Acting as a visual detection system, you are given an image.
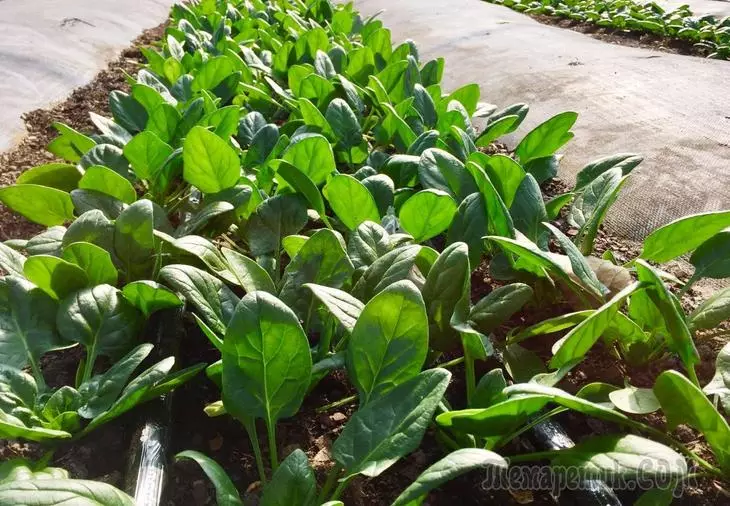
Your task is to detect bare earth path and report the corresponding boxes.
[354,0,730,240]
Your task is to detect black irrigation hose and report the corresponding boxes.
[528,419,622,506]
[124,307,184,506]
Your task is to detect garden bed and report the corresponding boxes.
[1,1,730,505]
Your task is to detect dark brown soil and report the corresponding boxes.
[0,24,166,241]
[529,14,712,59]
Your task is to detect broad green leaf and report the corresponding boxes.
[114,199,171,280]
[476,115,520,147]
[160,233,235,284]
[0,479,134,505]
[244,194,308,256]
[26,227,65,256]
[469,283,533,334]
[392,449,507,506]
[159,264,239,334]
[80,144,130,177]
[57,284,142,360]
[348,280,428,404]
[63,210,114,251]
[510,174,548,248]
[193,55,237,91]
[222,292,312,426]
[551,282,640,368]
[689,287,730,330]
[510,310,594,344]
[641,210,730,263]
[23,255,89,300]
[515,111,577,164]
[551,434,686,479]
[422,243,470,351]
[472,369,508,408]
[447,83,480,116]
[221,247,276,294]
[323,175,380,230]
[276,160,327,219]
[333,368,451,479]
[655,370,730,470]
[446,193,488,267]
[78,343,152,419]
[543,222,603,298]
[305,284,364,333]
[123,131,174,180]
[362,174,395,217]
[0,277,63,373]
[121,280,182,317]
[16,164,82,192]
[465,162,514,238]
[89,112,132,146]
[62,242,118,286]
[261,449,316,506]
[689,229,730,280]
[399,189,457,243]
[545,192,574,220]
[175,451,242,506]
[279,229,354,319]
[482,154,525,208]
[608,385,660,414]
[437,395,550,437]
[352,245,421,302]
[326,98,362,147]
[347,221,391,269]
[183,126,240,193]
[575,153,642,191]
[0,243,25,277]
[0,185,74,226]
[109,90,148,133]
[281,134,335,187]
[70,189,125,220]
[298,97,335,139]
[418,148,477,200]
[175,201,234,238]
[635,260,699,369]
[47,122,96,162]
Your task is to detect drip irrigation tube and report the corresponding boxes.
[124,307,185,506]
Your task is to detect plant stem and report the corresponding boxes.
[493,407,568,450]
[436,355,465,369]
[506,449,562,463]
[331,476,352,501]
[28,358,46,391]
[267,421,279,472]
[637,423,723,477]
[678,273,700,298]
[316,318,335,362]
[318,464,342,503]
[245,419,267,483]
[316,394,357,413]
[81,346,97,385]
[464,349,476,407]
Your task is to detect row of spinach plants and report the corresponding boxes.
[1,0,730,504]
[489,0,730,59]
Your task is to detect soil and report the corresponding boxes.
[1,16,729,506]
[529,14,715,59]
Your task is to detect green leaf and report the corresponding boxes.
[347,280,429,404]
[323,174,380,230]
[279,229,354,319]
[575,153,642,191]
[347,221,392,269]
[222,291,312,425]
[0,479,134,505]
[183,126,240,194]
[635,260,699,369]
[175,201,234,238]
[114,199,171,280]
[23,255,89,300]
[640,210,730,263]
[26,227,65,256]
[569,168,629,255]
[78,343,152,419]
[193,55,237,91]
[0,185,74,226]
[689,287,730,331]
[515,111,577,164]
[418,148,477,200]
[482,154,525,208]
[476,115,520,147]
[446,193,488,267]
[16,164,82,192]
[362,174,395,217]
[0,243,26,277]
[551,434,686,479]
[123,131,173,180]
[543,222,603,298]
[465,162,514,238]
[333,368,451,479]
[62,242,118,286]
[281,134,335,186]
[545,192,574,220]
[472,369,508,408]
[422,242,470,351]
[608,385,660,414]
[80,145,130,178]
[47,122,96,162]
[352,245,422,302]
[689,229,730,280]
[261,449,316,506]
[244,194,308,257]
[326,98,362,148]
[275,160,327,219]
[392,449,508,506]
[0,277,63,372]
[510,310,593,344]
[121,280,182,317]
[399,189,457,243]
[305,284,364,333]
[655,369,730,470]
[57,284,142,360]
[159,264,239,335]
[221,247,276,294]
[510,174,548,248]
[109,90,148,133]
[175,451,243,506]
[469,283,534,334]
[551,282,640,368]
